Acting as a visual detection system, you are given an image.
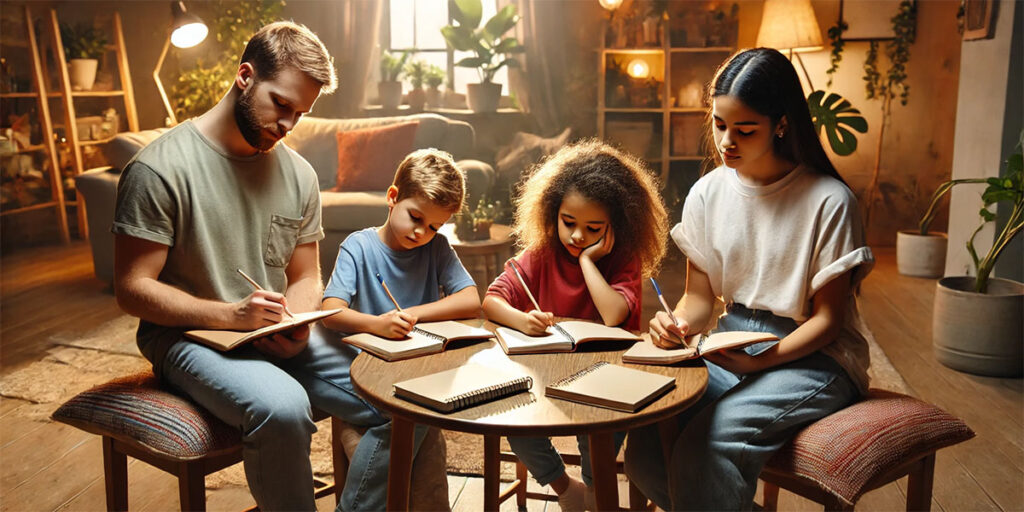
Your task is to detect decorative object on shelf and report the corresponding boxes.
[455,198,500,241]
[605,120,653,160]
[378,50,409,110]
[171,0,283,121]
[960,0,997,40]
[441,0,524,113]
[598,0,626,48]
[932,135,1022,377]
[59,21,107,91]
[667,1,737,48]
[670,115,701,157]
[404,59,428,112]
[676,80,703,108]
[424,63,445,109]
[154,1,208,126]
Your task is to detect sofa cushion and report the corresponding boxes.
[320,191,390,232]
[331,121,419,192]
[102,129,169,172]
[494,128,571,195]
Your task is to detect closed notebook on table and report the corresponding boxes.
[393,363,534,413]
[545,361,675,413]
[184,308,342,352]
[494,321,641,355]
[622,331,779,365]
[343,321,494,361]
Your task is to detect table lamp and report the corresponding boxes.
[755,0,824,90]
[153,1,208,125]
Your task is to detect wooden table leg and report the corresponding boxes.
[589,431,620,511]
[387,416,416,511]
[483,435,500,511]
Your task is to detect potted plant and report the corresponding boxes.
[424,64,446,109]
[60,22,108,91]
[379,50,409,110]
[455,199,500,241]
[441,0,524,113]
[404,59,428,111]
[933,136,1023,377]
[895,177,988,277]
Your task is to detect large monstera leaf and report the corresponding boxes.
[807,90,868,156]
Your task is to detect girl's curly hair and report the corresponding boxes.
[513,139,668,278]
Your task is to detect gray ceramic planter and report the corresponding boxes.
[933,276,1024,377]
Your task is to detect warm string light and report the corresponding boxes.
[627,59,650,79]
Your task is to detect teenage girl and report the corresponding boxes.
[483,139,668,511]
[623,47,875,511]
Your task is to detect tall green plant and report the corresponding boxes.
[440,0,524,83]
[966,137,1023,293]
[171,0,285,120]
[59,23,107,60]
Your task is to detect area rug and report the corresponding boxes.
[0,313,911,487]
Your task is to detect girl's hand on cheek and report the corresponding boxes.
[581,225,614,262]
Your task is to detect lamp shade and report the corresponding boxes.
[756,0,824,53]
[170,1,207,48]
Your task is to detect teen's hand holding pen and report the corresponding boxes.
[649,277,691,349]
[375,273,418,339]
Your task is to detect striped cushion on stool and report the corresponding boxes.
[764,389,975,506]
[52,371,240,460]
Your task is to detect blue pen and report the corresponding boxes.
[376,273,404,312]
[649,277,680,327]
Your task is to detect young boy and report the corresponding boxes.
[322,148,480,339]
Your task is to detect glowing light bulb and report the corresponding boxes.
[627,59,650,79]
[598,0,624,10]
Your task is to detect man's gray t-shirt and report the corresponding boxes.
[113,121,324,373]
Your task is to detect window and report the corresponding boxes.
[385,0,509,96]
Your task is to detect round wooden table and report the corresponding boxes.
[350,323,708,511]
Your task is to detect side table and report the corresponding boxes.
[438,223,514,295]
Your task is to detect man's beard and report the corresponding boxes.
[233,86,278,152]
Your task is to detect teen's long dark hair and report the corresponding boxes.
[705,48,845,184]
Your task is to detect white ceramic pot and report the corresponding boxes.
[466,82,501,113]
[378,81,403,110]
[933,276,1024,377]
[896,230,947,278]
[68,58,98,91]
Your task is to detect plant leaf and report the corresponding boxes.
[483,5,519,41]
[808,90,868,157]
[451,0,482,29]
[441,26,475,51]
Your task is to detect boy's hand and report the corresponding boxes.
[376,310,418,339]
[232,290,288,330]
[253,324,309,359]
[522,310,555,336]
[580,226,615,262]
[649,311,690,349]
[704,348,771,374]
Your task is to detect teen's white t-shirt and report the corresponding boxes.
[671,165,874,392]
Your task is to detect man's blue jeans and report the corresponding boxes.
[624,304,860,511]
[157,324,426,511]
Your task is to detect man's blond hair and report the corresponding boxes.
[393,149,465,212]
[241,21,337,94]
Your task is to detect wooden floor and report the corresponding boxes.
[1,242,1021,511]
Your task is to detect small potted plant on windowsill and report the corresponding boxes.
[455,199,500,241]
[424,64,446,109]
[60,22,107,91]
[441,0,524,113]
[378,50,409,110]
[404,59,428,112]
[932,135,1023,377]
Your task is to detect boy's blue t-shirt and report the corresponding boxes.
[324,227,476,319]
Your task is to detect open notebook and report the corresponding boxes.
[343,321,494,361]
[393,363,533,413]
[545,361,675,413]
[494,321,641,355]
[622,331,779,365]
[184,308,342,352]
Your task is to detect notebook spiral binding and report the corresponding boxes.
[548,361,610,389]
[552,324,575,344]
[412,327,446,343]
[696,333,709,355]
[444,375,534,411]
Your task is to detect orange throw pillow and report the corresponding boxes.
[332,121,420,192]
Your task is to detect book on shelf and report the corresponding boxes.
[184,308,342,352]
[493,321,641,355]
[393,363,534,413]
[545,361,675,413]
[622,331,779,365]
[342,320,494,361]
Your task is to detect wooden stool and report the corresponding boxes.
[484,437,647,511]
[51,371,345,511]
[759,389,975,511]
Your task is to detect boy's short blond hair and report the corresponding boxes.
[392,149,465,212]
[241,21,337,94]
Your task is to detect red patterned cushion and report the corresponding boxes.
[765,389,975,505]
[51,372,240,460]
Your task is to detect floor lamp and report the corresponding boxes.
[154,1,207,126]
[755,0,824,91]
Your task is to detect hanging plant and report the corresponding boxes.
[865,0,917,106]
[807,91,868,157]
[824,20,847,88]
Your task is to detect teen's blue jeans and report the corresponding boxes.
[508,432,627,487]
[623,304,859,511]
[156,324,427,512]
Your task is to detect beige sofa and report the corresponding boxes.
[75,113,495,283]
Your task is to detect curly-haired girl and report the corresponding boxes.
[482,138,668,510]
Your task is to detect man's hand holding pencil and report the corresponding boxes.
[235,269,309,358]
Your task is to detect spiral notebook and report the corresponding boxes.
[622,331,779,365]
[494,321,641,355]
[393,363,534,413]
[545,361,675,413]
[343,321,495,361]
